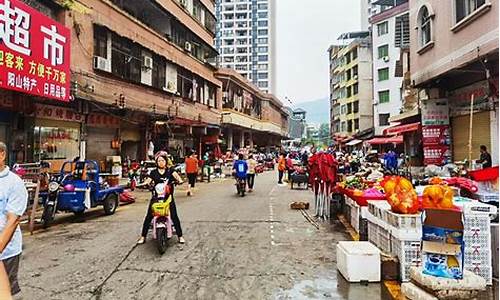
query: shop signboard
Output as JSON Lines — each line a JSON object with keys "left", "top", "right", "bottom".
{"left": 423, "top": 145, "right": 452, "bottom": 165}
{"left": 32, "top": 103, "right": 120, "bottom": 127}
{"left": 448, "top": 79, "right": 496, "bottom": 117}
{"left": 421, "top": 98, "right": 449, "bottom": 125}
{"left": 422, "top": 125, "right": 451, "bottom": 146}
{"left": 0, "top": 0, "right": 71, "bottom": 101}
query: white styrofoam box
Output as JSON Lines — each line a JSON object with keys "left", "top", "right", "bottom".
{"left": 401, "top": 282, "right": 438, "bottom": 300}
{"left": 461, "top": 201, "right": 498, "bottom": 216}
{"left": 360, "top": 206, "right": 369, "bottom": 219}
{"left": 336, "top": 241, "right": 381, "bottom": 282}
{"left": 475, "top": 192, "right": 499, "bottom": 203}
{"left": 491, "top": 224, "right": 499, "bottom": 279}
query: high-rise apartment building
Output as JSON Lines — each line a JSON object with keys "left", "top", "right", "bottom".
{"left": 329, "top": 32, "right": 373, "bottom": 140}
{"left": 215, "top": 0, "right": 275, "bottom": 94}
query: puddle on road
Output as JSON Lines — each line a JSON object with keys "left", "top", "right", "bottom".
{"left": 273, "top": 271, "right": 384, "bottom": 300}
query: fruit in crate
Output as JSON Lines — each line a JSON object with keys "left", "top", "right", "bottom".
{"left": 422, "top": 184, "right": 454, "bottom": 209}
{"left": 382, "top": 176, "right": 419, "bottom": 214}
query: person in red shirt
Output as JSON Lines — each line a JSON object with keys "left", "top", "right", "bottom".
{"left": 185, "top": 151, "right": 199, "bottom": 196}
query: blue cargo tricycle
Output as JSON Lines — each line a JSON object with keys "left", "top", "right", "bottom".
{"left": 40, "top": 160, "right": 124, "bottom": 227}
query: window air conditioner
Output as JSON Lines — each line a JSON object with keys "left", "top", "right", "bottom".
{"left": 142, "top": 56, "right": 153, "bottom": 69}
{"left": 93, "top": 56, "right": 111, "bottom": 72}
{"left": 383, "top": 56, "right": 390, "bottom": 62}
{"left": 353, "top": 75, "right": 358, "bottom": 80}
{"left": 184, "top": 41, "right": 192, "bottom": 52}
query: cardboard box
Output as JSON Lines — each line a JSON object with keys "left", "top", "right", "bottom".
{"left": 421, "top": 209, "right": 465, "bottom": 280}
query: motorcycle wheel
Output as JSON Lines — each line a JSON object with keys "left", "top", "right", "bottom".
{"left": 156, "top": 227, "right": 168, "bottom": 254}
{"left": 41, "top": 205, "right": 54, "bottom": 229}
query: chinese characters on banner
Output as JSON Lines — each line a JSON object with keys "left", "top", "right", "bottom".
{"left": 33, "top": 104, "right": 120, "bottom": 127}
{"left": 0, "top": 0, "right": 71, "bottom": 101}
{"left": 421, "top": 99, "right": 451, "bottom": 165}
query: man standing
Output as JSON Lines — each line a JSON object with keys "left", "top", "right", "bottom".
{"left": 477, "top": 145, "right": 492, "bottom": 168}
{"left": 185, "top": 151, "right": 199, "bottom": 196}
{"left": 0, "top": 142, "right": 28, "bottom": 296}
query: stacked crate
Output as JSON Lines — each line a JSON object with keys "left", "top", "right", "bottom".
{"left": 461, "top": 202, "right": 497, "bottom": 285}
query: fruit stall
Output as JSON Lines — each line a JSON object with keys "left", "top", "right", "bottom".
{"left": 334, "top": 167, "right": 499, "bottom": 298}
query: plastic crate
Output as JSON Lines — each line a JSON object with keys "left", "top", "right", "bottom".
{"left": 391, "top": 238, "right": 422, "bottom": 282}
{"left": 378, "top": 227, "right": 392, "bottom": 254}
{"left": 384, "top": 209, "right": 422, "bottom": 230}
{"left": 368, "top": 221, "right": 379, "bottom": 246}
{"left": 466, "top": 262, "right": 492, "bottom": 285}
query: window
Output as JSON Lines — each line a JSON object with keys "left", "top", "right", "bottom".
{"left": 257, "top": 20, "right": 268, "bottom": 27}
{"left": 341, "top": 121, "right": 346, "bottom": 132}
{"left": 258, "top": 73, "right": 268, "bottom": 79}
{"left": 111, "top": 34, "right": 141, "bottom": 83}
{"left": 352, "top": 65, "right": 358, "bottom": 78}
{"left": 378, "top": 68, "right": 389, "bottom": 81}
{"left": 455, "top": 0, "right": 487, "bottom": 23}
{"left": 346, "top": 69, "right": 352, "bottom": 81}
{"left": 395, "top": 13, "right": 410, "bottom": 47}
{"left": 378, "top": 90, "right": 390, "bottom": 103}
{"left": 257, "top": 64, "right": 268, "bottom": 70}
{"left": 353, "top": 101, "right": 359, "bottom": 113}
{"left": 258, "top": 55, "right": 268, "bottom": 62}
{"left": 353, "top": 83, "right": 358, "bottom": 95}
{"left": 378, "top": 44, "right": 389, "bottom": 59}
{"left": 379, "top": 113, "right": 390, "bottom": 126}
{"left": 354, "top": 119, "right": 359, "bottom": 131}
{"left": 418, "top": 6, "right": 432, "bottom": 47}
{"left": 34, "top": 126, "right": 79, "bottom": 160}
{"left": 258, "top": 38, "right": 268, "bottom": 44}
{"left": 257, "top": 29, "right": 268, "bottom": 35}
{"left": 351, "top": 48, "right": 358, "bottom": 60}
{"left": 94, "top": 25, "right": 108, "bottom": 58}
{"left": 341, "top": 105, "right": 347, "bottom": 114}
{"left": 152, "top": 55, "right": 166, "bottom": 89}
{"left": 257, "top": 46, "right": 268, "bottom": 53}
{"left": 257, "top": 3, "right": 268, "bottom": 9}
{"left": 377, "top": 21, "right": 388, "bottom": 36}
{"left": 258, "top": 12, "right": 268, "bottom": 18}
{"left": 347, "top": 120, "right": 353, "bottom": 132}
{"left": 258, "top": 81, "right": 268, "bottom": 88}
{"left": 347, "top": 103, "right": 352, "bottom": 114}
{"left": 347, "top": 86, "right": 352, "bottom": 98}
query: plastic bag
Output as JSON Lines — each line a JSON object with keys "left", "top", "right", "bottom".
{"left": 382, "top": 176, "right": 419, "bottom": 214}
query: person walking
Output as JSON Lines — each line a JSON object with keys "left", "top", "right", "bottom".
{"left": 246, "top": 154, "right": 257, "bottom": 192}
{"left": 277, "top": 153, "right": 286, "bottom": 184}
{"left": 185, "top": 151, "right": 199, "bottom": 196}
{"left": 0, "top": 142, "right": 28, "bottom": 296}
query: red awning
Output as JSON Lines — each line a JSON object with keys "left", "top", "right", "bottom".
{"left": 383, "top": 122, "right": 420, "bottom": 135}
{"left": 365, "top": 136, "right": 403, "bottom": 145}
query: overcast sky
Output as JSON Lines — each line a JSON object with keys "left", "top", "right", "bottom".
{"left": 275, "top": 0, "right": 361, "bottom": 105}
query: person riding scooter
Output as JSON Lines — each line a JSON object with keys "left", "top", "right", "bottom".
{"left": 137, "top": 152, "right": 185, "bottom": 245}
{"left": 233, "top": 154, "right": 248, "bottom": 191}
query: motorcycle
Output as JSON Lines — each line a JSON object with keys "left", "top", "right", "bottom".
{"left": 236, "top": 177, "right": 246, "bottom": 197}
{"left": 41, "top": 174, "right": 63, "bottom": 228}
{"left": 127, "top": 161, "right": 141, "bottom": 191}
{"left": 150, "top": 181, "right": 176, "bottom": 254}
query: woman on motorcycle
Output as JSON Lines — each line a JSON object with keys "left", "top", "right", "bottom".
{"left": 137, "top": 152, "right": 185, "bottom": 244}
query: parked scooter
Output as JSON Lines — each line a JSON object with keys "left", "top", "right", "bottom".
{"left": 41, "top": 174, "right": 64, "bottom": 228}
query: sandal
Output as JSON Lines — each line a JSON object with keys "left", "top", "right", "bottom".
{"left": 137, "top": 237, "right": 145, "bottom": 245}
{"left": 178, "top": 237, "right": 185, "bottom": 244}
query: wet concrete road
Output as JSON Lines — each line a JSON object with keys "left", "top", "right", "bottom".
{"left": 19, "top": 171, "right": 390, "bottom": 299}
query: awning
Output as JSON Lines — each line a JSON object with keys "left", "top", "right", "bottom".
{"left": 346, "top": 139, "right": 363, "bottom": 146}
{"left": 383, "top": 122, "right": 420, "bottom": 135}
{"left": 365, "top": 136, "right": 403, "bottom": 145}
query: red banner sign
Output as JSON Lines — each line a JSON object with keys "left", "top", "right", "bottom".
{"left": 423, "top": 145, "right": 452, "bottom": 165}
{"left": 422, "top": 125, "right": 451, "bottom": 146}
{"left": 0, "top": 0, "right": 71, "bottom": 101}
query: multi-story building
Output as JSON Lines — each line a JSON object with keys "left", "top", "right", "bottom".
{"left": 370, "top": 0, "right": 409, "bottom": 136}
{"left": 215, "top": 0, "right": 276, "bottom": 94}
{"left": 286, "top": 108, "right": 307, "bottom": 140}
{"left": 408, "top": 0, "right": 499, "bottom": 166}
{"left": 215, "top": 68, "right": 287, "bottom": 152}
{"left": 328, "top": 32, "right": 373, "bottom": 144}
